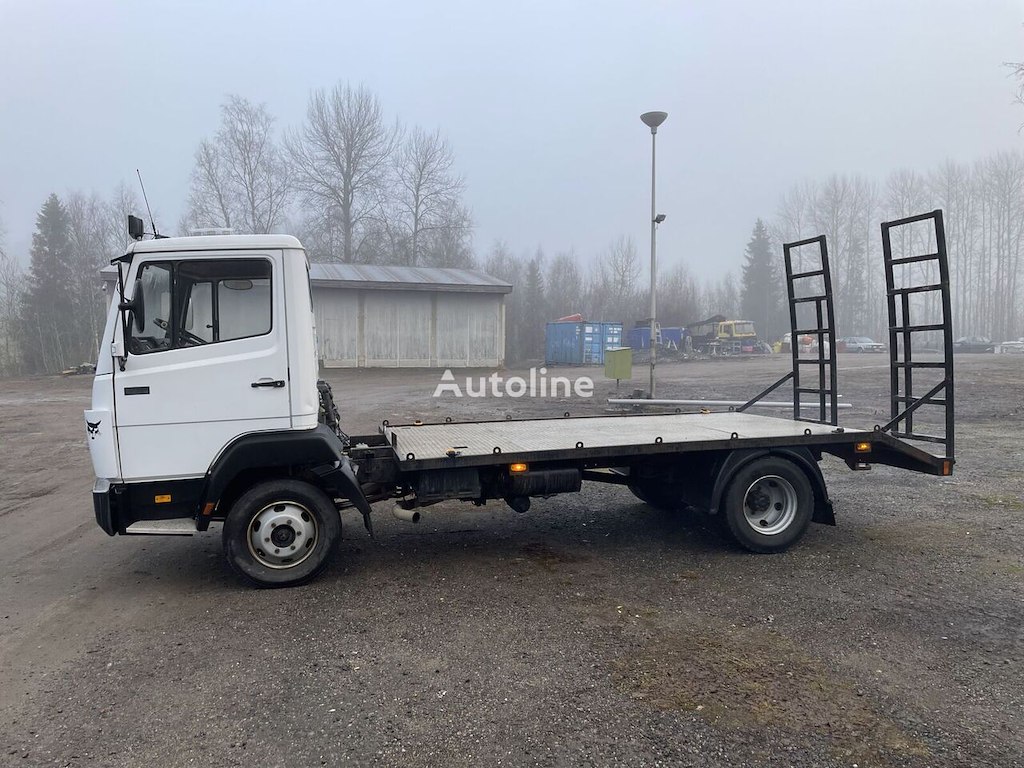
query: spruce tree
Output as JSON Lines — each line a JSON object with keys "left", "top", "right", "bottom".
{"left": 523, "top": 251, "right": 546, "bottom": 358}
{"left": 20, "top": 194, "right": 75, "bottom": 373}
{"left": 739, "top": 219, "right": 785, "bottom": 343}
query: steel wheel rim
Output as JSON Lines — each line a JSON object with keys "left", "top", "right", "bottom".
{"left": 247, "top": 501, "right": 318, "bottom": 569}
{"left": 742, "top": 475, "right": 797, "bottom": 535}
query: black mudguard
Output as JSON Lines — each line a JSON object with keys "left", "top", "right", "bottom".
{"left": 203, "top": 425, "right": 374, "bottom": 533}
{"left": 709, "top": 447, "right": 835, "bottom": 525}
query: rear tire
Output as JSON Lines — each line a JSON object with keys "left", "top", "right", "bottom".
{"left": 223, "top": 479, "right": 341, "bottom": 587}
{"left": 719, "top": 456, "right": 813, "bottom": 553}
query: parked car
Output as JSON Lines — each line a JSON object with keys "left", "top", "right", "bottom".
{"left": 997, "top": 338, "right": 1024, "bottom": 354}
{"left": 953, "top": 336, "right": 995, "bottom": 353}
{"left": 840, "top": 336, "right": 886, "bottom": 353}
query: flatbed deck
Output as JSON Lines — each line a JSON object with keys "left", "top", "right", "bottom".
{"left": 383, "top": 412, "right": 879, "bottom": 471}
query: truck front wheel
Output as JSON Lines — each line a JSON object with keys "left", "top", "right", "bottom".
{"left": 719, "top": 457, "right": 813, "bottom": 553}
{"left": 223, "top": 479, "right": 341, "bottom": 587}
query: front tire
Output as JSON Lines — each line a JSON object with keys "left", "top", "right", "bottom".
{"left": 719, "top": 457, "right": 813, "bottom": 553}
{"left": 223, "top": 479, "right": 341, "bottom": 587}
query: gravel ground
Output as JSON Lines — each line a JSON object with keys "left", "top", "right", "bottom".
{"left": 0, "top": 354, "right": 1021, "bottom": 767}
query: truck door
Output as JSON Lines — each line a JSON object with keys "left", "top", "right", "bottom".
{"left": 113, "top": 252, "right": 291, "bottom": 481}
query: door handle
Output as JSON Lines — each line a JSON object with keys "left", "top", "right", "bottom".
{"left": 251, "top": 379, "right": 286, "bottom": 389}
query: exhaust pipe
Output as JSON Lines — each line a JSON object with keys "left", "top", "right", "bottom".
{"left": 391, "top": 504, "right": 421, "bottom": 524}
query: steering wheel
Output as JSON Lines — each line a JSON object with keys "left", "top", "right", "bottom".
{"left": 178, "top": 328, "right": 206, "bottom": 346}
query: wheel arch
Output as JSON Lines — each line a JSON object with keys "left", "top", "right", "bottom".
{"left": 198, "top": 425, "right": 372, "bottom": 531}
{"left": 709, "top": 447, "right": 834, "bottom": 525}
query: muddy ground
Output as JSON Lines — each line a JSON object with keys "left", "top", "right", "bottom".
{"left": 0, "top": 354, "right": 1021, "bottom": 767}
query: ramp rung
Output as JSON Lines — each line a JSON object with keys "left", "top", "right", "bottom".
{"left": 791, "top": 269, "right": 825, "bottom": 279}
{"left": 888, "top": 283, "right": 943, "bottom": 296}
{"left": 795, "top": 358, "right": 830, "bottom": 364}
{"left": 890, "top": 253, "right": 938, "bottom": 266}
{"left": 896, "top": 395, "right": 947, "bottom": 406}
{"left": 894, "top": 361, "right": 946, "bottom": 369}
{"left": 791, "top": 295, "right": 825, "bottom": 305}
{"left": 792, "top": 328, "right": 829, "bottom": 335}
{"left": 795, "top": 387, "right": 834, "bottom": 395}
{"left": 884, "top": 210, "right": 941, "bottom": 228}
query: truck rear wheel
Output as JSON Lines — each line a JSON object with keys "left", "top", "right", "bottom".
{"left": 719, "top": 456, "right": 812, "bottom": 553}
{"left": 222, "top": 479, "right": 340, "bottom": 587}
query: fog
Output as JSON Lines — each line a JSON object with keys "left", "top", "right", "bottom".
{"left": 1, "top": 0, "right": 1020, "bottom": 275}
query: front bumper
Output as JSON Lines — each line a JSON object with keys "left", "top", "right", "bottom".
{"left": 93, "top": 478, "right": 119, "bottom": 536}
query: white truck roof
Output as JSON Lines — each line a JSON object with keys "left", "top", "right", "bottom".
{"left": 126, "top": 234, "right": 304, "bottom": 255}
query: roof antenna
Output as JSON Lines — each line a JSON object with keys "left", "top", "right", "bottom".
{"left": 136, "top": 169, "right": 166, "bottom": 239}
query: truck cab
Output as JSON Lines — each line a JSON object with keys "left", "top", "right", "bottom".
{"left": 89, "top": 235, "right": 319, "bottom": 483}
{"left": 87, "top": 234, "right": 370, "bottom": 585}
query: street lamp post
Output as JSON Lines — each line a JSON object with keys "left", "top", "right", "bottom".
{"left": 640, "top": 110, "right": 667, "bottom": 398}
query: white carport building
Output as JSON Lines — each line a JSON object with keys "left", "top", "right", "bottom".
{"left": 309, "top": 264, "right": 511, "bottom": 368}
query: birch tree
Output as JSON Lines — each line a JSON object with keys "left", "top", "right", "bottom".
{"left": 288, "top": 83, "right": 397, "bottom": 262}
{"left": 392, "top": 127, "right": 467, "bottom": 266}
{"left": 186, "top": 96, "right": 291, "bottom": 234}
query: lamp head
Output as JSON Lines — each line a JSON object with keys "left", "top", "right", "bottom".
{"left": 640, "top": 111, "right": 668, "bottom": 133}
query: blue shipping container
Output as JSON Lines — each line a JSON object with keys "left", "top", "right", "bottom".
{"left": 629, "top": 325, "right": 686, "bottom": 350}
{"left": 545, "top": 321, "right": 623, "bottom": 365}
{"left": 628, "top": 326, "right": 650, "bottom": 350}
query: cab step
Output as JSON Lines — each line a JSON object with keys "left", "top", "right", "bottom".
{"left": 124, "top": 519, "right": 196, "bottom": 536}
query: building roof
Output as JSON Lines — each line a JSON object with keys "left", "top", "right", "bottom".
{"left": 309, "top": 263, "right": 512, "bottom": 294}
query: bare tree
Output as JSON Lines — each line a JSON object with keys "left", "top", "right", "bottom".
{"left": 219, "top": 96, "right": 291, "bottom": 233}
{"left": 701, "top": 272, "right": 740, "bottom": 318}
{"left": 484, "top": 241, "right": 525, "bottom": 358}
{"left": 1006, "top": 62, "right": 1024, "bottom": 128}
{"left": 589, "top": 236, "right": 641, "bottom": 323}
{"left": 288, "top": 83, "right": 397, "bottom": 262}
{"left": 186, "top": 139, "right": 234, "bottom": 230}
{"left": 419, "top": 201, "right": 475, "bottom": 268}
{"left": 657, "top": 262, "right": 702, "bottom": 327}
{"left": 185, "top": 96, "right": 291, "bottom": 234}
{"left": 104, "top": 182, "right": 142, "bottom": 250}
{"left": 65, "top": 191, "right": 110, "bottom": 357}
{"left": 929, "top": 160, "right": 977, "bottom": 336}
{"left": 392, "top": 127, "right": 467, "bottom": 266}
{"left": 546, "top": 250, "right": 583, "bottom": 318}
{"left": 978, "top": 152, "right": 1024, "bottom": 340}
{"left": 0, "top": 215, "right": 23, "bottom": 374}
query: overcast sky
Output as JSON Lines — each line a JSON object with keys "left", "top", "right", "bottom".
{"left": 1, "top": 0, "right": 1022, "bottom": 278}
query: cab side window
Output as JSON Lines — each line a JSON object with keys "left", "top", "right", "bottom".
{"left": 129, "top": 258, "right": 272, "bottom": 354}
{"left": 128, "top": 263, "right": 173, "bottom": 353}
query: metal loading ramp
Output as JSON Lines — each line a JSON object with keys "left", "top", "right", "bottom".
{"left": 384, "top": 412, "right": 868, "bottom": 470}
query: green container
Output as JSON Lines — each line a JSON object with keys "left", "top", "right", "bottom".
{"left": 603, "top": 346, "right": 633, "bottom": 381}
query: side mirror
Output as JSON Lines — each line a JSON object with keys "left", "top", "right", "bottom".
{"left": 118, "top": 277, "right": 146, "bottom": 333}
{"left": 127, "top": 215, "right": 146, "bottom": 241}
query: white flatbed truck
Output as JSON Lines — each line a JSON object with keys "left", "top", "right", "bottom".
{"left": 86, "top": 211, "right": 955, "bottom": 587}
